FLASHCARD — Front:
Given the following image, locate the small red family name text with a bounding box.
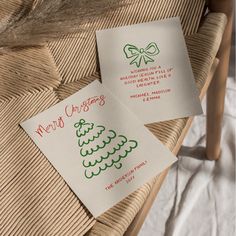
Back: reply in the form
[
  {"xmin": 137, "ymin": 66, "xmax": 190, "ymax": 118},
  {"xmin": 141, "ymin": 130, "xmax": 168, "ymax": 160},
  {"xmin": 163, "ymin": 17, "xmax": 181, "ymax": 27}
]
[
  {"xmin": 130, "ymin": 92, "xmax": 149, "ymax": 99},
  {"xmin": 65, "ymin": 95, "xmax": 105, "ymax": 117},
  {"xmin": 134, "ymin": 160, "xmax": 147, "ymax": 171},
  {"xmin": 35, "ymin": 116, "xmax": 65, "ymax": 138},
  {"xmin": 105, "ymin": 183, "xmax": 114, "ymax": 190}
]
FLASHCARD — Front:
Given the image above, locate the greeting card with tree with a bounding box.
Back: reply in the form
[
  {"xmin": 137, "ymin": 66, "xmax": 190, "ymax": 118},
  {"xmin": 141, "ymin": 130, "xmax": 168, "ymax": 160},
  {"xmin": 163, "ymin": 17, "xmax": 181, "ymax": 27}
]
[{"xmin": 21, "ymin": 80, "xmax": 176, "ymax": 217}]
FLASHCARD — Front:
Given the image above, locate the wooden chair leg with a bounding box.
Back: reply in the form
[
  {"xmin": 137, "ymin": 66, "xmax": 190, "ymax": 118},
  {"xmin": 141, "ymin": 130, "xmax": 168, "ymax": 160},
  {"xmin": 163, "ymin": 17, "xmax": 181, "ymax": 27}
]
[{"xmin": 206, "ymin": 0, "xmax": 234, "ymax": 160}]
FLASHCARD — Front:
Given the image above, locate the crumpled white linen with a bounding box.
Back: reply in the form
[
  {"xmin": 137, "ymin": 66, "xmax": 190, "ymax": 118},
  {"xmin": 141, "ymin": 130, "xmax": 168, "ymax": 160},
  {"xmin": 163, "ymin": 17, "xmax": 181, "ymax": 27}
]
[{"xmin": 139, "ymin": 53, "xmax": 235, "ymax": 236}]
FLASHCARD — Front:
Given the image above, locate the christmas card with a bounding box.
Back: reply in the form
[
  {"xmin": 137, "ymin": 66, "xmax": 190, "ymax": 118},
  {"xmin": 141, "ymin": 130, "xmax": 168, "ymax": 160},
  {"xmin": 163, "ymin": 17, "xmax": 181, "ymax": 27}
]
[
  {"xmin": 96, "ymin": 17, "xmax": 202, "ymax": 124},
  {"xmin": 21, "ymin": 80, "xmax": 176, "ymax": 217}
]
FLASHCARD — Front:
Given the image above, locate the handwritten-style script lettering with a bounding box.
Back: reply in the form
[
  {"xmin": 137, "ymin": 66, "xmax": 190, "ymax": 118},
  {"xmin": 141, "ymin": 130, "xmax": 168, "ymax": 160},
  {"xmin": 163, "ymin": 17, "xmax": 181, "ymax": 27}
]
[{"xmin": 35, "ymin": 95, "xmax": 106, "ymax": 138}]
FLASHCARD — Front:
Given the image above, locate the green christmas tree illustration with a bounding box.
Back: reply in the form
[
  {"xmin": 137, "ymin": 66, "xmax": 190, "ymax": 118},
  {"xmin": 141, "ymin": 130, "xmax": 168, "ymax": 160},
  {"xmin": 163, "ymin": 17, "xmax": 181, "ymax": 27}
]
[{"xmin": 74, "ymin": 119, "xmax": 138, "ymax": 179}]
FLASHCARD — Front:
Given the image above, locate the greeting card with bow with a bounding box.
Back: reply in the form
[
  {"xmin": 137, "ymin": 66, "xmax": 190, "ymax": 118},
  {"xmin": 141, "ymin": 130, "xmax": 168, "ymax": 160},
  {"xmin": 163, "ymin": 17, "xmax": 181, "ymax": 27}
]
[
  {"xmin": 96, "ymin": 17, "xmax": 202, "ymax": 124},
  {"xmin": 21, "ymin": 80, "xmax": 176, "ymax": 217}
]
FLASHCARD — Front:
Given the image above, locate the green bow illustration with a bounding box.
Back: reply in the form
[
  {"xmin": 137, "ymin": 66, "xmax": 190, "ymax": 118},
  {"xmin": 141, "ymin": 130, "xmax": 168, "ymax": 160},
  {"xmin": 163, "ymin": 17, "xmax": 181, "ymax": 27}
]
[{"xmin": 123, "ymin": 42, "xmax": 160, "ymax": 68}]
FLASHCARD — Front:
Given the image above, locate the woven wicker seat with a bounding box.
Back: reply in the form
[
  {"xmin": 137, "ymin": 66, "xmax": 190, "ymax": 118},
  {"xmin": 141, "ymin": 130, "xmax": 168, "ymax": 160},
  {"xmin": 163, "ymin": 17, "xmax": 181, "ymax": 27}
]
[{"xmin": 0, "ymin": 0, "xmax": 231, "ymax": 235}]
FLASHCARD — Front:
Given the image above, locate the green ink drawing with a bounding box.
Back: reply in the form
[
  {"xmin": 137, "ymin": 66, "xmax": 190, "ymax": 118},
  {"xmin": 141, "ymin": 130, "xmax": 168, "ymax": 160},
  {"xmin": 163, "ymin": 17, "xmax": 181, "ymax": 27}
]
[
  {"xmin": 74, "ymin": 119, "xmax": 138, "ymax": 179},
  {"xmin": 123, "ymin": 42, "xmax": 160, "ymax": 68}
]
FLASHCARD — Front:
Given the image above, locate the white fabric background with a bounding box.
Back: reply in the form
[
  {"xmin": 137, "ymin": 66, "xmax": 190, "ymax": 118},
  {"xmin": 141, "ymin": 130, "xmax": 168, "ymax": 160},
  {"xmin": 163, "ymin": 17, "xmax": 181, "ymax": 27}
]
[{"xmin": 139, "ymin": 37, "xmax": 235, "ymax": 236}]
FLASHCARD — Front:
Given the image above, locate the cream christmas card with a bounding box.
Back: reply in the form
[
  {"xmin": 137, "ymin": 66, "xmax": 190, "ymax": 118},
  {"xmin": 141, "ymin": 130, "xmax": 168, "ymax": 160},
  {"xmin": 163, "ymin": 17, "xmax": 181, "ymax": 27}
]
[
  {"xmin": 21, "ymin": 80, "xmax": 176, "ymax": 217},
  {"xmin": 96, "ymin": 17, "xmax": 202, "ymax": 123}
]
